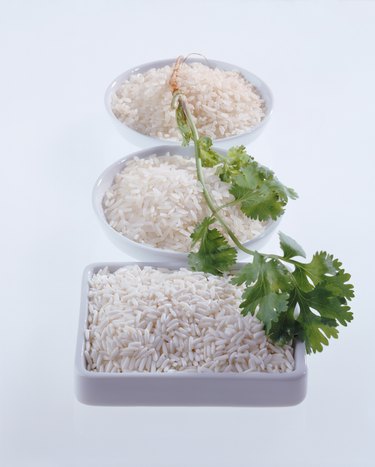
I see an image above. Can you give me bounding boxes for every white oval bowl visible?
[93,145,281,262]
[105,58,273,149]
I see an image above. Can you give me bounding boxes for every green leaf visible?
[229,164,297,221]
[217,145,252,182]
[305,285,353,326]
[298,309,339,354]
[232,253,292,331]
[232,246,354,353]
[231,259,260,287]
[232,252,291,290]
[322,260,355,301]
[175,101,192,146]
[226,145,250,164]
[188,217,237,275]
[269,303,300,345]
[294,251,337,286]
[190,216,214,248]
[279,232,306,259]
[243,289,290,332]
[197,137,221,167]
[286,255,354,353]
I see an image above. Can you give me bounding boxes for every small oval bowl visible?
[105,58,273,149]
[93,145,281,262]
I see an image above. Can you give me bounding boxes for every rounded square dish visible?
[74,262,307,407]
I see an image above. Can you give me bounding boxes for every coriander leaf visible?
[188,217,237,275]
[229,164,297,221]
[232,252,291,290]
[232,252,292,331]
[322,258,354,301]
[176,101,192,146]
[297,307,339,354]
[288,256,354,353]
[244,289,290,332]
[304,285,353,326]
[269,304,300,345]
[190,216,214,247]
[269,180,298,203]
[231,259,260,286]
[293,251,337,286]
[217,145,252,182]
[291,288,341,354]
[226,145,250,164]
[198,137,222,167]
[279,232,306,259]
[233,247,354,353]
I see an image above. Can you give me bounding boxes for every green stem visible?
[213,198,242,214]
[178,97,254,256]
[176,94,299,264]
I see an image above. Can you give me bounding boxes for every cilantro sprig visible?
[189,217,237,275]
[232,236,354,353]
[170,71,354,354]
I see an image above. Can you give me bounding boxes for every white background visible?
[0,1,374,466]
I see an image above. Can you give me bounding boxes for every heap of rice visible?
[85,265,294,373]
[111,62,265,140]
[103,154,265,252]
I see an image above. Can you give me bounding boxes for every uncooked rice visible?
[85,265,295,373]
[111,62,265,140]
[103,154,265,252]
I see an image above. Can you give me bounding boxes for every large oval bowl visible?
[105,58,273,149]
[93,145,281,261]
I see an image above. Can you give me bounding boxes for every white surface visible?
[0,0,373,466]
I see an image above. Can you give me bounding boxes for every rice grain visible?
[103,154,265,252]
[85,266,294,374]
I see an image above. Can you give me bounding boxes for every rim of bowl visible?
[104,57,274,145]
[93,145,281,257]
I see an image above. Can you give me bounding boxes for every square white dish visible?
[75,262,307,407]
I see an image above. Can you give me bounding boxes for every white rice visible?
[85,265,294,373]
[111,62,265,140]
[103,154,265,252]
